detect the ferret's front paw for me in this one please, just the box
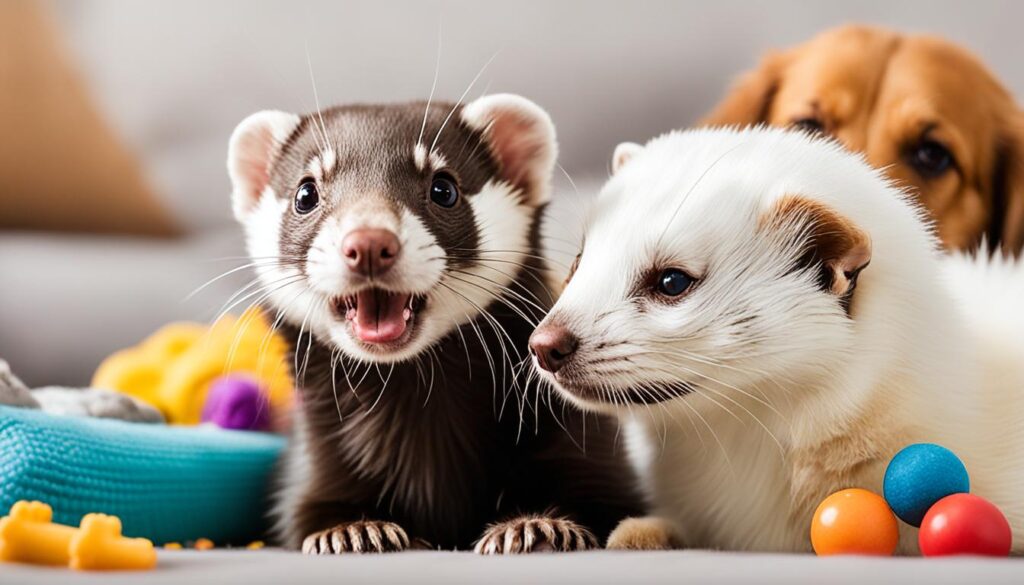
[474,515,598,554]
[301,520,411,554]
[606,516,679,550]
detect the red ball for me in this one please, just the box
[918,493,1012,557]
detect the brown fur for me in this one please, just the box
[767,195,872,298]
[703,25,1024,255]
[605,517,679,550]
[265,102,641,552]
[276,278,640,552]
[787,395,915,541]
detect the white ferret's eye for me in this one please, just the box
[294,179,320,214]
[656,268,696,297]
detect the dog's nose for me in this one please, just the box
[342,229,401,277]
[529,324,579,374]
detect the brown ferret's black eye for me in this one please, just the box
[429,173,459,208]
[294,180,319,214]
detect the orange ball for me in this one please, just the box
[811,488,899,556]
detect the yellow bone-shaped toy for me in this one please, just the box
[0,501,75,565]
[70,514,156,571]
[0,501,156,571]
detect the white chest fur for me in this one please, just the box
[624,409,807,551]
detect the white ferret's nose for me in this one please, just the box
[530,323,579,373]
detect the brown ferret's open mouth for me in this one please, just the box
[332,288,426,347]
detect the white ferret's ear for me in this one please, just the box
[461,94,557,206]
[767,195,873,297]
[612,142,643,174]
[227,110,301,221]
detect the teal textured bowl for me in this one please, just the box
[0,405,285,544]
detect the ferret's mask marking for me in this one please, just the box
[227,95,557,364]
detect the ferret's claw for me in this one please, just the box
[301,520,410,554]
[474,515,597,554]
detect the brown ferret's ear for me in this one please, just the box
[460,94,558,206]
[227,110,302,221]
[990,113,1024,255]
[767,195,873,300]
[700,51,790,128]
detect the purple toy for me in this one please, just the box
[201,376,270,431]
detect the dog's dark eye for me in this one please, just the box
[294,180,319,214]
[656,269,695,297]
[907,139,954,178]
[429,174,459,208]
[792,117,826,136]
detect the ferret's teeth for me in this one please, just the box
[403,308,412,322]
[346,308,356,321]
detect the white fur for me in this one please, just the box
[431,180,536,330]
[305,147,337,183]
[460,94,557,206]
[612,141,642,174]
[228,110,301,220]
[413,143,428,171]
[428,150,449,171]
[537,127,1024,554]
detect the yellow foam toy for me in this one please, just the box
[0,501,75,566]
[70,514,156,571]
[0,501,156,571]
[92,308,293,424]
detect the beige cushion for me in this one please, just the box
[0,0,177,236]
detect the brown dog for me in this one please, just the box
[702,25,1024,254]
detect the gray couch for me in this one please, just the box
[5,0,1023,387]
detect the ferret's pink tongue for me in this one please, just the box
[352,290,409,343]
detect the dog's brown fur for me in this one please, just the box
[703,25,1024,254]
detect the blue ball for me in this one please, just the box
[883,443,970,527]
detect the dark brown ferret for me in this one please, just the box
[225,95,639,553]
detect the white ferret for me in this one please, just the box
[530,127,1024,554]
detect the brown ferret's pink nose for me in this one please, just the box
[342,228,401,277]
[529,324,579,374]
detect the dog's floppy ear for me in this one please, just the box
[766,195,872,304]
[227,110,301,221]
[701,51,790,128]
[461,94,558,206]
[990,113,1024,255]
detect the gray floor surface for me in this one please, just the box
[4,549,1024,584]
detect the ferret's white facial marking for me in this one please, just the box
[428,151,449,171]
[304,201,448,362]
[241,148,537,364]
[431,179,534,329]
[228,95,557,369]
[413,143,427,171]
[306,148,337,183]
[245,186,327,333]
